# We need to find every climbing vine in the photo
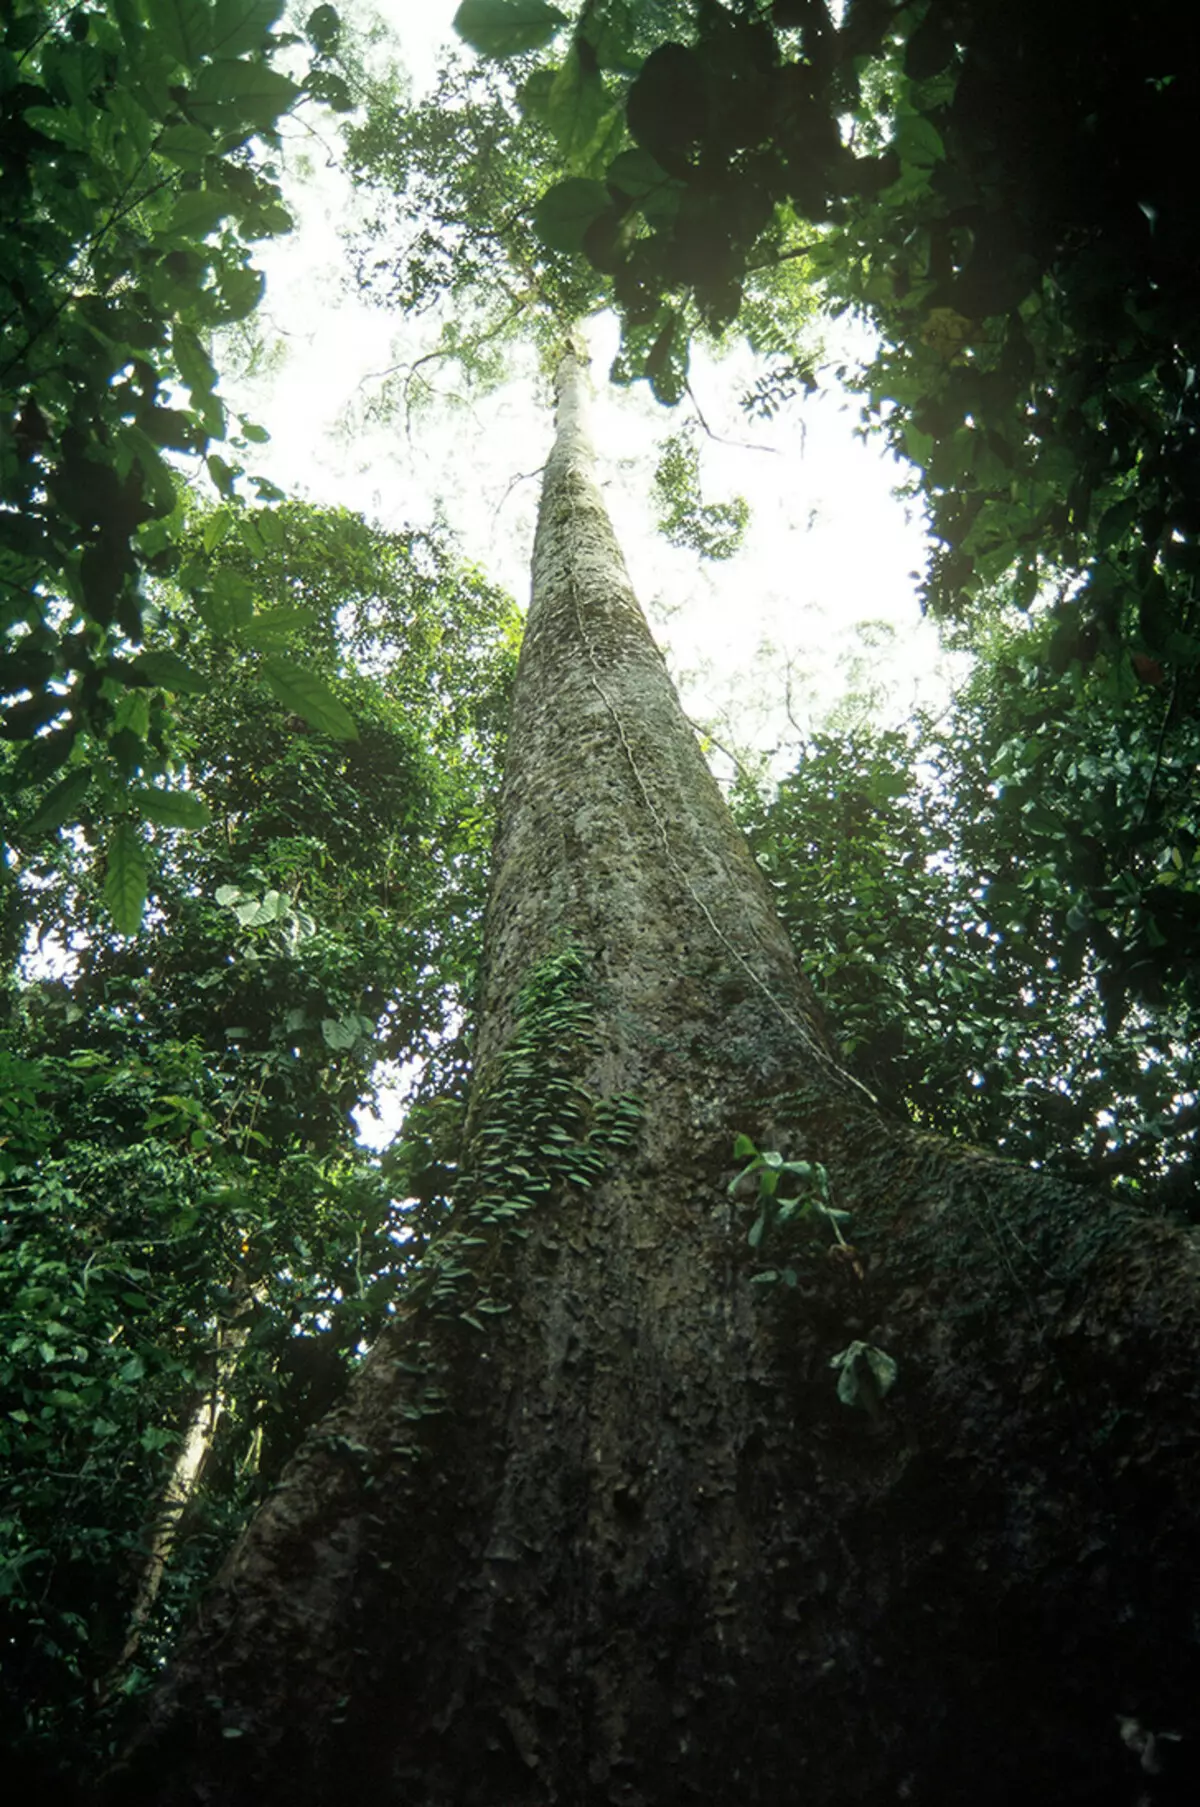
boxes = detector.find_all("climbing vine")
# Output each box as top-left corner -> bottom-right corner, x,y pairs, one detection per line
405,946 -> 642,1330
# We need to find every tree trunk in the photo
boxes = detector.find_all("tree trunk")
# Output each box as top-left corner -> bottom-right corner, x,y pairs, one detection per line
103,340 -> 1200,1807
100,1276 -> 261,1699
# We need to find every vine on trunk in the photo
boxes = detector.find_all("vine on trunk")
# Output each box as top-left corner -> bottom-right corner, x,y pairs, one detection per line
408,946 -> 642,1330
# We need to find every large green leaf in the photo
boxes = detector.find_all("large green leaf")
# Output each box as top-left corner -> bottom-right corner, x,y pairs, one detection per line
240,606 -> 320,651
164,187 -> 230,242
606,148 -> 682,224
173,324 -> 219,395
453,0 -> 567,58
147,0 -> 214,68
127,650 -> 210,695
262,658 -> 357,739
27,767 -> 92,839
533,177 -> 610,252
190,60 -> 301,132
213,0 -> 284,56
546,47 -> 611,160
131,786 -> 213,830
305,5 -> 342,51
104,822 -> 148,935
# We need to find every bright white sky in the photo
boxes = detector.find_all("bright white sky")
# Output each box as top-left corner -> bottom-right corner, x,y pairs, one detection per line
224,0 -> 958,769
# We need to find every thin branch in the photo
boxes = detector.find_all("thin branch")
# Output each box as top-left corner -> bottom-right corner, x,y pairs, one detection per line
684,379 -> 782,456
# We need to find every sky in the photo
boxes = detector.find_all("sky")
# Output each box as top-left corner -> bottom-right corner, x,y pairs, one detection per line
221,0 -> 958,770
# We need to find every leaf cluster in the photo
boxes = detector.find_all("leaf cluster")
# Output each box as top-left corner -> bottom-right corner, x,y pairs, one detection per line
739,691 -> 1200,1213
1,0 -> 348,861
652,425 -> 749,561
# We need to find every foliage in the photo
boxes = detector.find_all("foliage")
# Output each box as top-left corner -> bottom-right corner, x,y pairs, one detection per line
728,1131 -> 849,1289
450,0 -> 865,398
738,700 -> 1200,1215
396,944 -> 641,1332
344,51 -> 606,388
0,1031 -> 408,1780
0,500 -> 517,1783
352,1 -> 786,398
652,426 -> 748,560
0,0 -> 353,858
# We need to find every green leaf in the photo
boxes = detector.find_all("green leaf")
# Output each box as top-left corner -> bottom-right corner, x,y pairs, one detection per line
27,766 -> 92,838
240,606 -> 319,650
606,147 -> 681,223
453,0 -> 567,58
147,0 -> 213,68
732,1132 -> 757,1160
113,691 -> 151,739
158,122 -> 215,169
305,5 -> 341,51
211,261 -> 267,323
321,1016 -> 361,1049
645,310 -> 688,405
194,569 -> 254,634
306,68 -> 354,112
207,452 -> 239,497
533,177 -> 610,252
580,0 -> 638,72
894,112 -> 944,168
1097,496 -> 1139,552
127,650 -> 210,695
104,822 -> 148,935
172,324 -> 222,433
131,787 -> 212,829
546,47 -> 610,160
830,1341 -> 898,1412
201,506 -> 235,553
165,187 -> 230,241
262,658 -> 357,739
214,0 -> 283,56
190,60 -> 301,132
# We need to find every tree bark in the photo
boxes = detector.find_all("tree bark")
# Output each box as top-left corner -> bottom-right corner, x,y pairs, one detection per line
99,1276 -> 261,1699
103,341 -> 1200,1807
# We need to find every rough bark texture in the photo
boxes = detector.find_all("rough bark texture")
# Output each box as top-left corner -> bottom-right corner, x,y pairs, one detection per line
103,345 -> 1200,1807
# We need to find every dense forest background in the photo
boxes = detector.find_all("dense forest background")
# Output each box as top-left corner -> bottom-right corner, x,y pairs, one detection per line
3,0 -> 1199,1785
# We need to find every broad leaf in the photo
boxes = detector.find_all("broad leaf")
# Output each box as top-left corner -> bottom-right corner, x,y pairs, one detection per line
172,324 -> 220,403
894,112 -> 945,168
147,0 -> 214,68
240,606 -> 320,651
262,658 -> 357,739
127,651 -> 210,695
453,0 -> 567,58
190,60 -> 301,132
546,48 -> 611,160
213,0 -> 284,55
104,822 -> 148,935
131,787 -> 213,829
27,767 -> 92,838
533,177 -> 610,253
165,188 -> 230,241
305,5 -> 341,51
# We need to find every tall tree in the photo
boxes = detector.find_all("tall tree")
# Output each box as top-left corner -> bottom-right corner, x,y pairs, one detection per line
105,339 -> 1200,1806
